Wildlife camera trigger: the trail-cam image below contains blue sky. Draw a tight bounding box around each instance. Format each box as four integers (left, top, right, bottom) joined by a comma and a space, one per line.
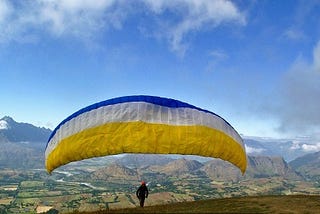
1, 0, 320, 143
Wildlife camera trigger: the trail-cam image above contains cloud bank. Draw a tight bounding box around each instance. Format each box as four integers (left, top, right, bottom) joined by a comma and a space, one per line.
245, 145, 265, 154
274, 41, 320, 141
0, 0, 245, 54
0, 0, 120, 43
290, 141, 320, 152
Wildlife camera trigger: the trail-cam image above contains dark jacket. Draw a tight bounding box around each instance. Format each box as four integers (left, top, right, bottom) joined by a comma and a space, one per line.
136, 184, 148, 199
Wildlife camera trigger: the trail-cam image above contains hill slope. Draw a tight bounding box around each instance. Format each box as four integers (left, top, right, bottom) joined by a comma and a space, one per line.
74, 195, 320, 214
289, 151, 320, 180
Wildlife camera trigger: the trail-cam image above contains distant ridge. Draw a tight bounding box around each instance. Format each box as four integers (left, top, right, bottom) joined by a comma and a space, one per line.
289, 151, 320, 180
91, 163, 138, 180
151, 158, 204, 175
115, 154, 174, 168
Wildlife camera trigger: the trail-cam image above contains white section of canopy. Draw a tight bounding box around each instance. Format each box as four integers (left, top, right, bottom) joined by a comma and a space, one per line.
45, 102, 243, 158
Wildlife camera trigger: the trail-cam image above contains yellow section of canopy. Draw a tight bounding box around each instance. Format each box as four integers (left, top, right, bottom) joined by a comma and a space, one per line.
46, 121, 247, 173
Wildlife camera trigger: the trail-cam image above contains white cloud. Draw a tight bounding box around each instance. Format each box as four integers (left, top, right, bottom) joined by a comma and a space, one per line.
274, 40, 320, 141
55, 0, 114, 12
283, 28, 305, 41
290, 141, 301, 150
0, 0, 11, 23
209, 49, 228, 60
205, 49, 229, 72
301, 143, 320, 152
0, 0, 122, 43
0, 0, 246, 54
245, 145, 265, 154
142, 0, 171, 13
0, 120, 8, 130
37, 0, 120, 37
0, 0, 13, 43
144, 0, 246, 55
313, 40, 320, 72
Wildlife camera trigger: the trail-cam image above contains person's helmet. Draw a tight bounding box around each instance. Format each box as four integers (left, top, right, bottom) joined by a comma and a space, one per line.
141, 181, 146, 185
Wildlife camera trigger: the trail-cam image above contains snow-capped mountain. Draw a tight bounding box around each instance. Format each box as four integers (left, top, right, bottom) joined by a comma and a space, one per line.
0, 116, 52, 169
0, 116, 51, 145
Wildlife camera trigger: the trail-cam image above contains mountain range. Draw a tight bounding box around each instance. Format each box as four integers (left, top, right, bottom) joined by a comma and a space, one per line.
244, 137, 320, 161
0, 116, 51, 169
0, 116, 319, 181
85, 154, 306, 186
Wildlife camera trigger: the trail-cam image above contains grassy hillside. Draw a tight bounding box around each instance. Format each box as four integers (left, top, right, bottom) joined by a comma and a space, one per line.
73, 195, 320, 214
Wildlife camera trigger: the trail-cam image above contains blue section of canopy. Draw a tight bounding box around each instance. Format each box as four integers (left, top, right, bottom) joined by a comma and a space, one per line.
46, 95, 230, 148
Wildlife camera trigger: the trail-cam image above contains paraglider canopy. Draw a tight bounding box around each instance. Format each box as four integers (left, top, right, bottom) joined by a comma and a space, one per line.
45, 95, 247, 174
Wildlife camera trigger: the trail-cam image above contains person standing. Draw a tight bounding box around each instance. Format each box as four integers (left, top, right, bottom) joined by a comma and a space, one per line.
136, 181, 149, 207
